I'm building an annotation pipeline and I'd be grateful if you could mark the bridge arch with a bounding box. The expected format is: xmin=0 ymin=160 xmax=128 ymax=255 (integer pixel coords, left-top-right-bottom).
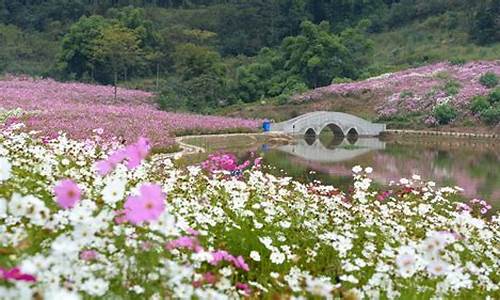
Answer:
xmin=304 ymin=128 xmax=317 ymax=136
xmin=320 ymin=123 xmax=345 ymax=137
xmin=346 ymin=127 xmax=359 ymax=136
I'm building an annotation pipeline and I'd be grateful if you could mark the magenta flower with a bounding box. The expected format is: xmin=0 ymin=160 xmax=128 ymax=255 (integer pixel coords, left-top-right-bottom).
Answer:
xmin=209 ymin=250 xmax=250 ymax=271
xmin=210 ymin=250 xmax=231 ymax=265
xmin=124 ymin=184 xmax=165 ymax=224
xmin=54 ymin=179 xmax=81 ymax=209
xmin=236 ymin=282 xmax=251 ymax=295
xmin=232 ymin=255 xmax=250 ymax=272
xmin=165 ymin=236 xmax=202 ymax=252
xmin=0 ymin=267 xmax=36 ymax=282
xmin=95 ymin=160 xmax=113 ymax=176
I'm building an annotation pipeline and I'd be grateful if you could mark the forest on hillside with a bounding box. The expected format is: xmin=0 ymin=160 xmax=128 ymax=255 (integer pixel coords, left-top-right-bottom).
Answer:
xmin=0 ymin=0 xmax=499 ymax=113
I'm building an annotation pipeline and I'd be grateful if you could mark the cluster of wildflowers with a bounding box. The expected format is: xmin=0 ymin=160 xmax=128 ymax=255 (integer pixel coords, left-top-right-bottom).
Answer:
xmin=0 ymin=117 xmax=498 ymax=299
xmin=0 ymin=76 xmax=260 ymax=148
xmin=457 ymin=198 xmax=493 ymax=216
xmin=201 ymin=153 xmax=261 ymax=177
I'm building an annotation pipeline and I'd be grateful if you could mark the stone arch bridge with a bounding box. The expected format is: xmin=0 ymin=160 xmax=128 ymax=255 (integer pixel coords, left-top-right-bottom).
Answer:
xmin=269 ymin=111 xmax=386 ymax=136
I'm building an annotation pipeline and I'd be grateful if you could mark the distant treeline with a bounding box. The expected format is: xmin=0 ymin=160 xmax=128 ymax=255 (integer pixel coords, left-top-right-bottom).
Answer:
xmin=0 ymin=0 xmax=499 ymax=113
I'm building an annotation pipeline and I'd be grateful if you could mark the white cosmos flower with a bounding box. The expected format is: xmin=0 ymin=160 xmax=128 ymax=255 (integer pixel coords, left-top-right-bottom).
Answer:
xmin=426 ymin=260 xmax=450 ymax=276
xmin=395 ymin=247 xmax=420 ymax=278
xmin=102 ymin=178 xmax=126 ymax=205
xmin=270 ymin=251 xmax=286 ymax=264
xmin=399 ymin=178 xmax=409 ymax=185
xmin=8 ymin=193 xmax=28 ymax=217
xmin=365 ymin=167 xmax=373 ymax=174
xmin=81 ymin=277 xmax=109 ymax=297
xmin=352 ymin=165 xmax=363 ymax=174
xmin=0 ymin=156 xmax=12 ymax=181
xmin=340 ymin=274 xmax=359 ymax=284
xmin=306 ymin=277 xmax=335 ymax=297
xmin=250 ymin=251 xmax=261 ymax=262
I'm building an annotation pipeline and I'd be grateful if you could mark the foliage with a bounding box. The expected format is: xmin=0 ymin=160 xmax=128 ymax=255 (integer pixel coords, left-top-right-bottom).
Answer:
xmin=235 ymin=20 xmax=373 ymax=102
xmin=479 ymin=72 xmax=499 ymax=88
xmin=480 ymin=104 xmax=500 ymax=125
xmin=489 ymin=87 xmax=500 ymax=104
xmin=448 ymin=57 xmax=467 ymax=66
xmin=433 ymin=103 xmax=457 ymax=125
xmin=157 ymin=43 xmax=231 ymax=113
xmin=92 ymin=24 xmax=143 ymax=89
xmin=470 ymin=0 xmax=500 ymax=45
xmin=173 ymin=43 xmax=224 ymax=81
xmin=470 ymin=96 xmax=490 ymax=114
xmin=443 ymin=79 xmax=461 ymax=96
xmin=58 ymin=15 xmax=111 ymax=81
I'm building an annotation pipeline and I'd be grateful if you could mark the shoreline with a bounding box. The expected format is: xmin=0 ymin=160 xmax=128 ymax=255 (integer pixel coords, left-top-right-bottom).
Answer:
xmin=158 ymin=129 xmax=499 ymax=160
xmin=383 ymin=129 xmax=499 ymax=139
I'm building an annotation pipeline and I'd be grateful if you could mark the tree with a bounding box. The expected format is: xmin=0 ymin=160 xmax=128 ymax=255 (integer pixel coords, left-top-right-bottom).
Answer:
xmin=92 ymin=24 xmax=143 ymax=99
xmin=281 ymin=21 xmax=352 ymax=87
xmin=173 ymin=43 xmax=224 ymax=81
xmin=471 ymin=0 xmax=500 ymax=44
xmin=58 ymin=15 xmax=110 ymax=80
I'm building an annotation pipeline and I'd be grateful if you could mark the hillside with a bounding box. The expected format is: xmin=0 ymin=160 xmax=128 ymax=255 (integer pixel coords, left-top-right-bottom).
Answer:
xmin=0 ymin=76 xmax=259 ymax=148
xmin=223 ymin=60 xmax=500 ymax=132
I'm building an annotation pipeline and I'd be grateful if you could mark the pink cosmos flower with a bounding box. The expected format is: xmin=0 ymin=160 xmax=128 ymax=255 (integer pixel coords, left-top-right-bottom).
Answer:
xmin=0 ymin=267 xmax=36 ymax=282
xmin=209 ymin=250 xmax=250 ymax=271
xmin=113 ymin=209 xmax=128 ymax=224
xmin=192 ymin=272 xmax=218 ymax=288
xmin=186 ymin=227 xmax=200 ymax=236
xmin=253 ymin=157 xmax=262 ymax=169
xmin=125 ymin=137 xmax=151 ymax=169
xmin=80 ymin=250 xmax=98 ymax=261
xmin=202 ymin=272 xmax=217 ymax=284
xmin=236 ymin=282 xmax=251 ymax=295
xmin=95 ymin=160 xmax=114 ymax=176
xmin=210 ymin=250 xmax=230 ymax=265
xmin=54 ymin=179 xmax=81 ymax=209
xmin=94 ymin=138 xmax=151 ymax=175
xmin=165 ymin=236 xmax=202 ymax=252
xmin=232 ymin=256 xmax=250 ymax=272
xmin=124 ymin=184 xmax=165 ymax=224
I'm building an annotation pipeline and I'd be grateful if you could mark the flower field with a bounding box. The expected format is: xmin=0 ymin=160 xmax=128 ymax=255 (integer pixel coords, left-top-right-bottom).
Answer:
xmin=0 ymin=76 xmax=260 ymax=148
xmin=0 ymin=116 xmax=499 ymax=299
xmin=294 ymin=60 xmax=500 ymax=123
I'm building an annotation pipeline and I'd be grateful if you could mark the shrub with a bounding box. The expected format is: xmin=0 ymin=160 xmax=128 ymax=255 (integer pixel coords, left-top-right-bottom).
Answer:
xmin=332 ymin=77 xmax=353 ymax=84
xmin=479 ymin=72 xmax=499 ymax=88
xmin=443 ymin=80 xmax=461 ymax=96
xmin=488 ymin=87 xmax=500 ymax=104
xmin=433 ymin=103 xmax=457 ymax=125
xmin=448 ymin=57 xmax=466 ymax=66
xmin=470 ymin=96 xmax=490 ymax=114
xmin=480 ymin=105 xmax=500 ymax=125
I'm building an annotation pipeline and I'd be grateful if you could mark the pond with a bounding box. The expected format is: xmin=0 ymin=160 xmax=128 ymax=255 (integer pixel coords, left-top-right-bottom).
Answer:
xmin=179 ymin=133 xmax=500 ymax=210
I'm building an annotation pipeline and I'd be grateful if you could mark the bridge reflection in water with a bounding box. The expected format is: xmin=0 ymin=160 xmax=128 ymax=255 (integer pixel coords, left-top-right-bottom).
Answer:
xmin=276 ymin=136 xmax=386 ymax=163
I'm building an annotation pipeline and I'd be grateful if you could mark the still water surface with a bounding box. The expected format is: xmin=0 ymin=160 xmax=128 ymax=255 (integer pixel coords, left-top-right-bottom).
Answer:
xmin=182 ymin=134 xmax=500 ymax=209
